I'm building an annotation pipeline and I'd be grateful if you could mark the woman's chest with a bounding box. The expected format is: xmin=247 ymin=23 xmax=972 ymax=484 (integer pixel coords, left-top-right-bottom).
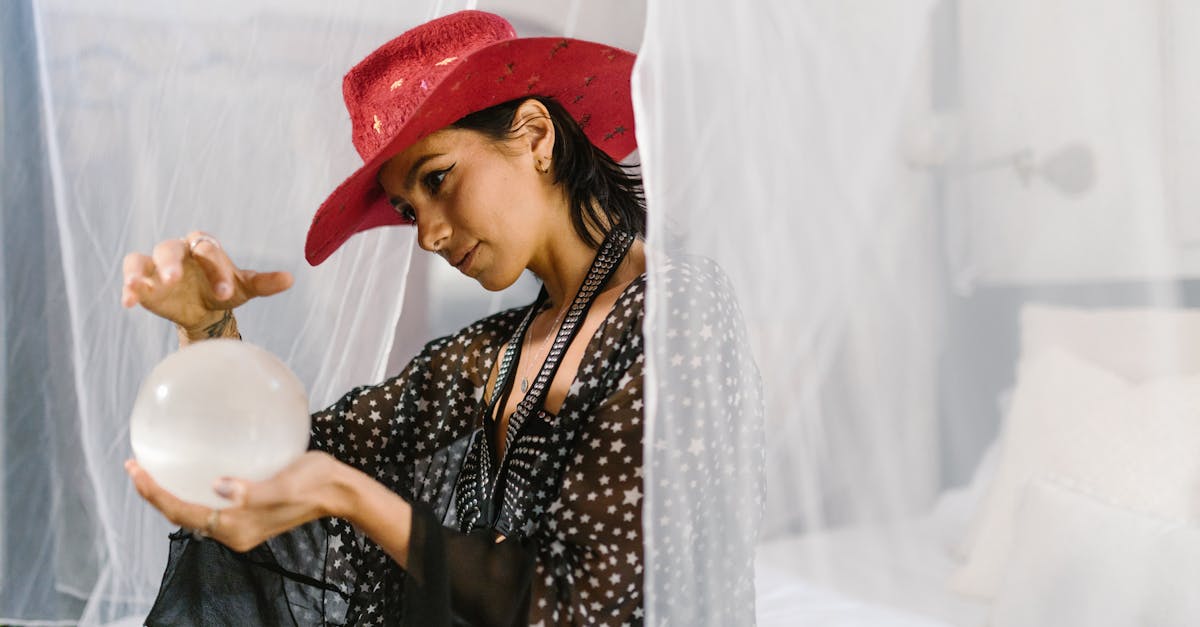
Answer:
xmin=486 ymin=284 xmax=626 ymax=458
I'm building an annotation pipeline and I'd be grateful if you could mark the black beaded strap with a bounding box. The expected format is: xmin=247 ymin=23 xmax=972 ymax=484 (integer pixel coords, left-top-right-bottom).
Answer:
xmin=470 ymin=229 xmax=634 ymax=523
xmin=465 ymin=286 xmax=548 ymax=527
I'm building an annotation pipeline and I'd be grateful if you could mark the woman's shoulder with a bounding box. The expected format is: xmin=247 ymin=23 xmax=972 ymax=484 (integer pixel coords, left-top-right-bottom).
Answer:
xmin=376 ymin=304 xmax=529 ymax=395
xmin=405 ymin=304 xmax=530 ymax=385
xmin=422 ymin=305 xmax=528 ymax=356
xmin=651 ymin=252 xmax=751 ymax=343
xmin=654 ymin=252 xmax=739 ymax=299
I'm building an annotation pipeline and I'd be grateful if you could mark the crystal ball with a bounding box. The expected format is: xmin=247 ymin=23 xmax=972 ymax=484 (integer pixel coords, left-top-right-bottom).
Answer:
xmin=130 ymin=339 xmax=310 ymax=509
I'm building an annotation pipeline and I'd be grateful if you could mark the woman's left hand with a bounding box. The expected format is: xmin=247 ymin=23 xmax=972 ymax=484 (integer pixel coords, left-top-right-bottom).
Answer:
xmin=125 ymin=451 xmax=350 ymax=552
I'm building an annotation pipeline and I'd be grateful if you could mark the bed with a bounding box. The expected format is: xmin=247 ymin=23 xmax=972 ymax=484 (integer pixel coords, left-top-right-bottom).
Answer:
xmin=754 ymin=303 xmax=1200 ymax=627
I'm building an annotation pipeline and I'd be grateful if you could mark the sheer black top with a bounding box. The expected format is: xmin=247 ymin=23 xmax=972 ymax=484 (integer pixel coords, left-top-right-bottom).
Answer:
xmin=146 ymin=232 xmax=661 ymax=626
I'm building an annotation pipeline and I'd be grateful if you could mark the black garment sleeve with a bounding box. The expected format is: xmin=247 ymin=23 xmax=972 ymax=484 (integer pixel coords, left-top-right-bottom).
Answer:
xmin=145 ymin=524 xmax=348 ymax=626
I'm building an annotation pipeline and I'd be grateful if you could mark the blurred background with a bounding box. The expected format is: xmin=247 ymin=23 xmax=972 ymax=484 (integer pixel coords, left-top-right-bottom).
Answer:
xmin=2 ymin=0 xmax=1198 ymax=625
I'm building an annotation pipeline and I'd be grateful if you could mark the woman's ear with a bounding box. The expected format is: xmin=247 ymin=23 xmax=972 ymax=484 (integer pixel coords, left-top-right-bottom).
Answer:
xmin=510 ymin=98 xmax=555 ymax=165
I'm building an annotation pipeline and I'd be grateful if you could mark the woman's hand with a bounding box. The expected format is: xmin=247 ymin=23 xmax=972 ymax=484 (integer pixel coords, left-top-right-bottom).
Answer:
xmin=125 ymin=451 xmax=352 ymax=553
xmin=121 ymin=231 xmax=293 ymax=336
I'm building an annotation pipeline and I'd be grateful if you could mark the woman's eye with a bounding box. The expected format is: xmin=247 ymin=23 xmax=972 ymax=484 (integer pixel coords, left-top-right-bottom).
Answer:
xmin=390 ymin=198 xmax=416 ymax=222
xmin=423 ymin=165 xmax=453 ymax=195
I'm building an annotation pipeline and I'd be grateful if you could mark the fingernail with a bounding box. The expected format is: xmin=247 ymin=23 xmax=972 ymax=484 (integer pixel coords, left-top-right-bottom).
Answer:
xmin=216 ymin=282 xmax=232 ymax=299
xmin=160 ymin=268 xmax=178 ymax=282
xmin=214 ymin=479 xmax=235 ymax=499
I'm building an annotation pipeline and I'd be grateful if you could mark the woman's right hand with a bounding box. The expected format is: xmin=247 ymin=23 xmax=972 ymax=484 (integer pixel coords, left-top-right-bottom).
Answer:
xmin=121 ymin=231 xmax=294 ymax=335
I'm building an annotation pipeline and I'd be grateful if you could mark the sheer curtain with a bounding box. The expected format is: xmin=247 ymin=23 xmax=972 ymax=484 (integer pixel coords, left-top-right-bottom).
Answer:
xmin=5 ymin=0 xmax=1200 ymax=625
xmin=635 ymin=0 xmax=942 ymax=622
xmin=0 ymin=1 xmax=644 ymax=625
xmin=3 ymin=2 xmax=431 ymax=624
xmin=636 ymin=0 xmax=1200 ymax=626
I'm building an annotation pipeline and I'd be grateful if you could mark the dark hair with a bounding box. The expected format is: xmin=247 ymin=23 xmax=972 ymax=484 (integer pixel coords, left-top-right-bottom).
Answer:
xmin=452 ymin=96 xmax=645 ymax=248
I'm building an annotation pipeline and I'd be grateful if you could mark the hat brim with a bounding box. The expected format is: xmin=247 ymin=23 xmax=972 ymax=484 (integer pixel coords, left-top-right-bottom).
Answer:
xmin=305 ymin=37 xmax=637 ymax=266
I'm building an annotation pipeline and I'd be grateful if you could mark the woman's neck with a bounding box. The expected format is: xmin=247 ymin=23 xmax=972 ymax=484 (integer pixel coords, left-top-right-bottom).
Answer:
xmin=528 ymin=230 xmax=645 ymax=312
xmin=527 ymin=229 xmax=592 ymax=310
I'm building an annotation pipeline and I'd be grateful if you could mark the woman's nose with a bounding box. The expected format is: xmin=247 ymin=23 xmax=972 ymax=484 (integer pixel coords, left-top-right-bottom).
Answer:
xmin=416 ymin=211 xmax=451 ymax=253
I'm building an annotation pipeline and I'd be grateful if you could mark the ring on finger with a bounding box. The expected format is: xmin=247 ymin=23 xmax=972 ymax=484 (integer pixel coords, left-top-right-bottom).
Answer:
xmin=187 ymin=235 xmax=221 ymax=252
xmin=205 ymin=508 xmax=221 ymax=536
xmin=190 ymin=508 xmax=221 ymax=540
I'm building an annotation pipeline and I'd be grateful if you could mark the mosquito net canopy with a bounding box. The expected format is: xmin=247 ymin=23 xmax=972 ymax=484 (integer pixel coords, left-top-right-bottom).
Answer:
xmin=2 ymin=1 xmax=1197 ymax=625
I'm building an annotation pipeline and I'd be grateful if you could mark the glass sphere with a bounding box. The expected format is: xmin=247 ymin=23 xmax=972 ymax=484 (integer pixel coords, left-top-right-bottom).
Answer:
xmin=130 ymin=339 xmax=310 ymax=509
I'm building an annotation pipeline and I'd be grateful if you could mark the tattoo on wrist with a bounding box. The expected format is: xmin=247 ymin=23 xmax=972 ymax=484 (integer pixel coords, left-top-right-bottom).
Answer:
xmin=201 ymin=310 xmax=241 ymax=340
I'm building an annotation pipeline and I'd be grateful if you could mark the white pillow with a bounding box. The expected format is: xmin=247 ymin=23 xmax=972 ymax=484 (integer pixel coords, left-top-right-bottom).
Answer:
xmin=991 ymin=478 xmax=1200 ymax=627
xmin=1021 ymin=304 xmax=1200 ymax=382
xmin=953 ymin=303 xmax=1200 ymax=561
xmin=950 ymin=347 xmax=1200 ymax=598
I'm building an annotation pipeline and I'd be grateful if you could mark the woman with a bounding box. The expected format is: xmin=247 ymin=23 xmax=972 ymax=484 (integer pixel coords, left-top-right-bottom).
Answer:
xmin=122 ymin=10 xmax=756 ymax=626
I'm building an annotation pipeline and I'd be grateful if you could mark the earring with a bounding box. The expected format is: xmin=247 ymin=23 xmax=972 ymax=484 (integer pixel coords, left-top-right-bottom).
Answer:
xmin=538 ymin=157 xmax=551 ymax=174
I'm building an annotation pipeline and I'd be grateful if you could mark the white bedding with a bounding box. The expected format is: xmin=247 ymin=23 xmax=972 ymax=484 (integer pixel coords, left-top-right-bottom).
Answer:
xmin=756 ymin=558 xmax=967 ymax=627
xmin=755 ymin=472 xmax=993 ymax=626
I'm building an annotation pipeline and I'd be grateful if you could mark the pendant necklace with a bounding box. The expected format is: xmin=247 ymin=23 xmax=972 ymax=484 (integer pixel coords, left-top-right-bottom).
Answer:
xmin=520 ymin=301 xmax=569 ymax=393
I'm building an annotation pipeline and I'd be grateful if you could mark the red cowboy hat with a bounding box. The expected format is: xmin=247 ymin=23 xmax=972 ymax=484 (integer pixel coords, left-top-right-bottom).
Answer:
xmin=304 ymin=10 xmax=637 ymax=266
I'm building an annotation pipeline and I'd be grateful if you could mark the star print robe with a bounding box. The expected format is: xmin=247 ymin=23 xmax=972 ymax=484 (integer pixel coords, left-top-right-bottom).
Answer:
xmin=143 ymin=256 xmax=760 ymax=627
